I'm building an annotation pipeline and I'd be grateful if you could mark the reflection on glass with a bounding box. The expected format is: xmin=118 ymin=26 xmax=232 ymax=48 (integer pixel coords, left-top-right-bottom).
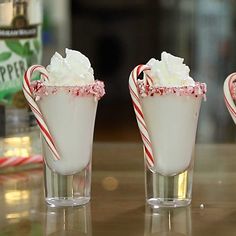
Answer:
xmin=45 ymin=204 xmax=92 ymax=236
xmin=177 ymin=171 xmax=188 ymax=199
xmin=144 ymin=205 xmax=192 ymax=236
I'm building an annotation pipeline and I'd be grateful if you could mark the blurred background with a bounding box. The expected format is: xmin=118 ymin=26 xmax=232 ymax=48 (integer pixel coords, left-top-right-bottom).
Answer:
xmin=42 ymin=0 xmax=236 ymax=143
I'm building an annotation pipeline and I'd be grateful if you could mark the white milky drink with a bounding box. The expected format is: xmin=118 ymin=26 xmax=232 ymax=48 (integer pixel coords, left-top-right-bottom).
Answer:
xmin=26 ymin=49 xmax=105 ymax=206
xmin=38 ymin=92 xmax=97 ymax=175
xmin=132 ymin=52 xmax=206 ymax=207
xmin=142 ymin=94 xmax=202 ymax=176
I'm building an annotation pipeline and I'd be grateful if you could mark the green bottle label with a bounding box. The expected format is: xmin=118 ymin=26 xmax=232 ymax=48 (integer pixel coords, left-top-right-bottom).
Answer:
xmin=0 ymin=2 xmax=42 ymax=106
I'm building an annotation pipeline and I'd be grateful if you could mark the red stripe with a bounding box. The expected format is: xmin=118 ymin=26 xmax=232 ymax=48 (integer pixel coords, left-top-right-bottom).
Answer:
xmin=40 ymin=72 xmax=48 ymax=79
xmin=28 ymin=65 xmax=44 ymax=92
xmin=133 ymin=101 xmax=144 ymax=119
xmin=146 ymin=73 xmax=153 ymax=86
xmin=23 ymin=83 xmax=43 ymax=119
xmin=25 ymin=66 xmax=54 ymax=145
xmin=144 ymin=146 xmax=154 ymax=163
xmin=39 ymin=132 xmax=59 ymax=160
xmin=36 ymin=119 xmax=54 ymax=145
xmin=137 ymin=65 xmax=142 ymax=75
xmin=27 ymin=65 xmax=42 ymax=82
xmin=24 ymin=72 xmax=31 ymax=91
xmin=129 ymin=65 xmax=154 ymax=166
xmin=15 ymin=158 xmax=28 ymax=166
xmin=0 ymin=159 xmax=6 ymax=164
xmin=22 ymin=85 xmax=42 ymax=117
xmin=129 ymin=85 xmax=139 ymax=101
xmin=37 ymin=120 xmax=59 ymax=160
xmin=140 ymin=132 xmax=151 ymax=147
xmin=22 ymin=83 xmax=31 ymax=97
xmin=23 ymin=65 xmax=60 ymax=161
xmin=137 ymin=65 xmax=150 ymax=77
xmin=29 ymin=103 xmax=42 ymax=118
xmin=30 ymin=65 xmax=42 ymax=76
xmin=22 ymin=84 xmax=36 ymax=108
xmin=136 ymin=114 xmax=147 ymax=131
xmin=0 ymin=157 xmax=43 ymax=167
xmin=137 ymin=65 xmax=149 ymax=75
xmin=44 ymin=139 xmax=59 ymax=160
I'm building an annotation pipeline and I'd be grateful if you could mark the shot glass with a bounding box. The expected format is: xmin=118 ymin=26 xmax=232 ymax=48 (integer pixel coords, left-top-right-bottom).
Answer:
xmin=129 ymin=63 xmax=206 ymax=208
xmin=40 ymin=91 xmax=97 ymax=207
xmin=143 ymin=95 xmax=202 ymax=208
xmin=22 ymin=64 xmax=105 ymax=207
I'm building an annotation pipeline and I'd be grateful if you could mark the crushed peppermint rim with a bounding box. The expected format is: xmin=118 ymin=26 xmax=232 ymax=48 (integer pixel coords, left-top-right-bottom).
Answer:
xmin=137 ymin=80 xmax=207 ymax=99
xmin=31 ymin=80 xmax=105 ymax=101
xmin=230 ymin=81 xmax=236 ymax=100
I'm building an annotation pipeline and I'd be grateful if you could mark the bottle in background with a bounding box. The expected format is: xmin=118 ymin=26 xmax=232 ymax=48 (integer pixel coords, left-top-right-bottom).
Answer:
xmin=0 ymin=0 xmax=42 ymax=135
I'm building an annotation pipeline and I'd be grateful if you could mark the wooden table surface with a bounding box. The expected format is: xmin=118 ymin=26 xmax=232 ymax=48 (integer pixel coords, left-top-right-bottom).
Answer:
xmin=0 ymin=142 xmax=236 ymax=236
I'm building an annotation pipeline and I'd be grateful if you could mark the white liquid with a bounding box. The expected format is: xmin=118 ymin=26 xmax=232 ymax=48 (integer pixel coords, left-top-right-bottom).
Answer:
xmin=141 ymin=95 xmax=202 ymax=176
xmin=38 ymin=92 xmax=97 ymax=175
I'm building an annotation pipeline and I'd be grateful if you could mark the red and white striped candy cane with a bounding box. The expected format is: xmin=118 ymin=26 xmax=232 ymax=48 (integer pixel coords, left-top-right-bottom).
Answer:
xmin=223 ymin=73 xmax=236 ymax=125
xmin=0 ymin=155 xmax=43 ymax=168
xmin=129 ymin=65 xmax=155 ymax=169
xmin=22 ymin=65 xmax=60 ymax=161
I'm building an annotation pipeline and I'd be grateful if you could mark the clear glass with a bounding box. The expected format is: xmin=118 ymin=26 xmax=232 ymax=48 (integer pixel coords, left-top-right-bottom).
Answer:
xmin=39 ymin=94 xmax=97 ymax=207
xmin=145 ymin=159 xmax=194 ymax=208
xmin=44 ymin=161 xmax=91 ymax=207
xmin=142 ymin=95 xmax=202 ymax=208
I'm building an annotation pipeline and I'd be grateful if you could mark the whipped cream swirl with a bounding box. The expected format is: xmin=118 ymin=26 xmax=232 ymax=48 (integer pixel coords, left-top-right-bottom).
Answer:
xmin=44 ymin=48 xmax=94 ymax=86
xmin=146 ymin=52 xmax=195 ymax=87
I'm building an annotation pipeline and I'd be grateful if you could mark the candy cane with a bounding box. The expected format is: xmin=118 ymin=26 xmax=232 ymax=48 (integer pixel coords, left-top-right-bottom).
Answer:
xmin=223 ymin=73 xmax=236 ymax=125
xmin=129 ymin=65 xmax=155 ymax=169
xmin=22 ymin=65 xmax=60 ymax=161
xmin=0 ymin=155 xmax=43 ymax=168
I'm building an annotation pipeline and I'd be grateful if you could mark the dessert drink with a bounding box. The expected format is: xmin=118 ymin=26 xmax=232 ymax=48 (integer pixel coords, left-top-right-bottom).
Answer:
xmin=23 ymin=48 xmax=105 ymax=206
xmin=141 ymin=94 xmax=201 ymax=176
xmin=39 ymin=93 xmax=97 ymax=175
xmin=129 ymin=52 xmax=206 ymax=207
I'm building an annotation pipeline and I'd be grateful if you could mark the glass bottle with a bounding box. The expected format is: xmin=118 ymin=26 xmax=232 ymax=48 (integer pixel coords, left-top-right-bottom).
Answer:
xmin=0 ymin=0 xmax=42 ymax=135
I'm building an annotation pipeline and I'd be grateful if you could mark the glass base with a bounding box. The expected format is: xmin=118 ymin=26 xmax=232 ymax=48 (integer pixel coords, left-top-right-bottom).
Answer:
xmin=46 ymin=197 xmax=90 ymax=207
xmin=44 ymin=162 xmax=91 ymax=207
xmin=145 ymin=164 xmax=193 ymax=208
xmin=147 ymin=198 xmax=191 ymax=208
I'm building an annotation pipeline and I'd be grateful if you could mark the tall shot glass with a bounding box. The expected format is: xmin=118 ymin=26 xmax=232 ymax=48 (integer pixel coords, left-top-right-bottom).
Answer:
xmin=129 ymin=64 xmax=206 ymax=208
xmin=41 ymin=93 xmax=97 ymax=207
xmin=23 ymin=65 xmax=105 ymax=207
xmin=142 ymin=95 xmax=202 ymax=208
